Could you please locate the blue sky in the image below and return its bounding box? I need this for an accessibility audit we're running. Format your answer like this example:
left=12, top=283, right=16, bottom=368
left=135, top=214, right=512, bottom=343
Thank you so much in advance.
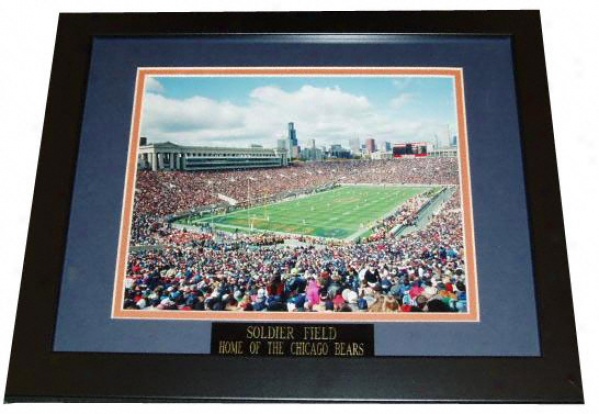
left=141, top=75, right=458, bottom=149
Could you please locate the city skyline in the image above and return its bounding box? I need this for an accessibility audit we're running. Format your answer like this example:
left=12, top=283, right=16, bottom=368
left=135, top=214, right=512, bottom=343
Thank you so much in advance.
left=141, top=75, right=459, bottom=149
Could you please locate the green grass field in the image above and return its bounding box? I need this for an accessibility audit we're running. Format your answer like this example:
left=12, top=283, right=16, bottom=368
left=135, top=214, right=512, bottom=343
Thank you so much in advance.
left=177, top=185, right=434, bottom=240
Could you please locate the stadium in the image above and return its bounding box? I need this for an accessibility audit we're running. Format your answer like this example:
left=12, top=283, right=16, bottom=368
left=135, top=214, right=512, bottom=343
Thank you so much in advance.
left=124, top=136, right=470, bottom=315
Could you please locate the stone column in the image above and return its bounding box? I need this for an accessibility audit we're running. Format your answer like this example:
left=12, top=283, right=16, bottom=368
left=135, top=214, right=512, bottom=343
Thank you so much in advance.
left=157, top=153, right=164, bottom=170
left=169, top=153, right=175, bottom=170
left=150, top=152, right=157, bottom=171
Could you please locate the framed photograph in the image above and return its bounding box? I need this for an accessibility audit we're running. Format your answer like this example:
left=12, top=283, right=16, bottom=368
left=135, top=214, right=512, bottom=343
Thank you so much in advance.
left=115, top=66, right=477, bottom=325
left=5, top=11, right=583, bottom=402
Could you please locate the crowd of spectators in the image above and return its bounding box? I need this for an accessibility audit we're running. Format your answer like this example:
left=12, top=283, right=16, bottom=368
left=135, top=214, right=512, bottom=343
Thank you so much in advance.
left=124, top=158, right=467, bottom=314
left=133, top=157, right=458, bottom=217
left=362, top=190, right=437, bottom=243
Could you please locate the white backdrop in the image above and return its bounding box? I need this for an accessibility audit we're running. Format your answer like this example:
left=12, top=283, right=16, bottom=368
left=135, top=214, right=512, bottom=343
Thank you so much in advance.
left=0, top=0, right=597, bottom=411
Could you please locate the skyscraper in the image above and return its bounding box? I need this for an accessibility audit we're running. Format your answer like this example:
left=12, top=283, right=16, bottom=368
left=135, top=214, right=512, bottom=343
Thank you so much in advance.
left=365, top=138, right=376, bottom=154
left=329, top=144, right=351, bottom=159
left=288, top=122, right=298, bottom=158
left=349, top=138, right=361, bottom=155
left=288, top=122, right=298, bottom=147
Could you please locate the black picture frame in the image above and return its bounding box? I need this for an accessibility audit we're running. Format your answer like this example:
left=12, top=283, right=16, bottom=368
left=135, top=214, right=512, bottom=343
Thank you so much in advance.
left=4, top=11, right=583, bottom=403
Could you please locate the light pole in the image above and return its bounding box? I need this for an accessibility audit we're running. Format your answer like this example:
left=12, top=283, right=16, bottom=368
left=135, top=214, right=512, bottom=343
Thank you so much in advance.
left=264, top=174, right=271, bottom=231
left=247, top=176, right=256, bottom=231
left=206, top=180, right=215, bottom=232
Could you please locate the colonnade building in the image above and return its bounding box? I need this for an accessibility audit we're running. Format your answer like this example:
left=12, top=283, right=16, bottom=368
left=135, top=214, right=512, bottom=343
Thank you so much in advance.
left=137, top=141, right=289, bottom=171
left=428, top=146, right=458, bottom=158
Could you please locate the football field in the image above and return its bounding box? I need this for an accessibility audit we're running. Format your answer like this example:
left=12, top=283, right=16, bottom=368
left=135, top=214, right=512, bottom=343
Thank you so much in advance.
left=179, top=185, right=435, bottom=240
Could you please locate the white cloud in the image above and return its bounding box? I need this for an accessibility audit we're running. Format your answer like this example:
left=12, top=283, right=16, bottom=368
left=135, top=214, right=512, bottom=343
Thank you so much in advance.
left=145, top=77, right=165, bottom=93
left=140, top=84, right=452, bottom=148
left=390, top=93, right=415, bottom=109
left=143, top=93, right=244, bottom=132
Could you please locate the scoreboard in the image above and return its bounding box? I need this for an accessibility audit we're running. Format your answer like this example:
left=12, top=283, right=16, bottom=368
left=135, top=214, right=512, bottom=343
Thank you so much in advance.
left=393, top=142, right=429, bottom=158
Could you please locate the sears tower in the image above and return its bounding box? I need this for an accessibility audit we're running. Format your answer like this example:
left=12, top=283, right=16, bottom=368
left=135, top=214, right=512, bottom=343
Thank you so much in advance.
left=287, top=122, right=299, bottom=159
left=288, top=122, right=298, bottom=147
